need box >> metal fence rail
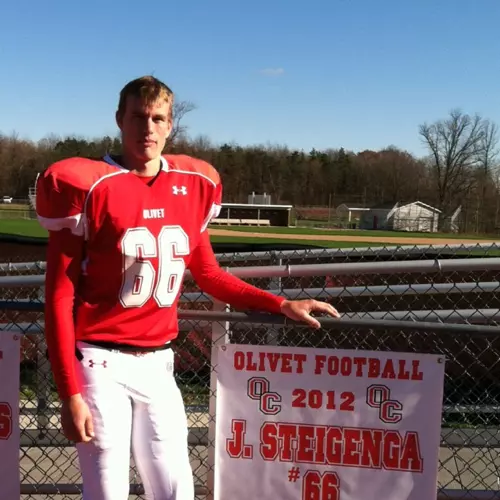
[2,241,500,273]
[2,244,500,499]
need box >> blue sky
[2,0,499,158]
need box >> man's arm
[191,160,339,325]
[188,231,340,327]
[35,158,96,443]
[188,231,285,313]
[44,229,84,400]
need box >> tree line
[0,106,498,234]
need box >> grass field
[0,219,48,238]
[1,218,499,250]
[209,235,387,248]
[0,220,388,248]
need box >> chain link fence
[2,243,500,499]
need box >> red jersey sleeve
[200,181,222,232]
[199,162,222,232]
[44,229,84,399]
[186,160,284,312]
[35,158,99,399]
[188,230,285,314]
[36,159,90,237]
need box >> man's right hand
[61,394,95,443]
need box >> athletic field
[0,217,498,249]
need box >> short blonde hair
[117,75,174,119]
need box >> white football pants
[74,340,194,500]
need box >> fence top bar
[3,242,500,271]
[2,257,500,288]
[3,241,500,272]
[216,241,500,261]
[219,256,500,279]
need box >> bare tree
[477,119,499,178]
[419,109,486,216]
[166,100,197,146]
[475,120,500,232]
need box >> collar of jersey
[103,154,169,173]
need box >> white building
[359,201,441,232]
[336,203,370,224]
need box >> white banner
[215,344,445,500]
[0,332,21,499]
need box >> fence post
[35,335,51,436]
[266,252,282,345]
[206,299,231,500]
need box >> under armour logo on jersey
[88,360,107,368]
[172,185,187,195]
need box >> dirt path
[208,228,500,246]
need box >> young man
[35,75,339,500]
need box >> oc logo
[247,377,282,415]
[366,385,403,424]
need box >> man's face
[117,95,172,162]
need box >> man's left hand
[280,299,340,329]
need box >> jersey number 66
[119,225,189,308]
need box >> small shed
[359,201,441,232]
[215,203,293,227]
[336,203,370,225]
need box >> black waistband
[81,340,172,352]
[47,341,172,363]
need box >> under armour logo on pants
[88,360,107,368]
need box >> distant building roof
[336,203,370,211]
[368,201,441,213]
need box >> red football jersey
[37,153,285,398]
[36,154,222,346]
